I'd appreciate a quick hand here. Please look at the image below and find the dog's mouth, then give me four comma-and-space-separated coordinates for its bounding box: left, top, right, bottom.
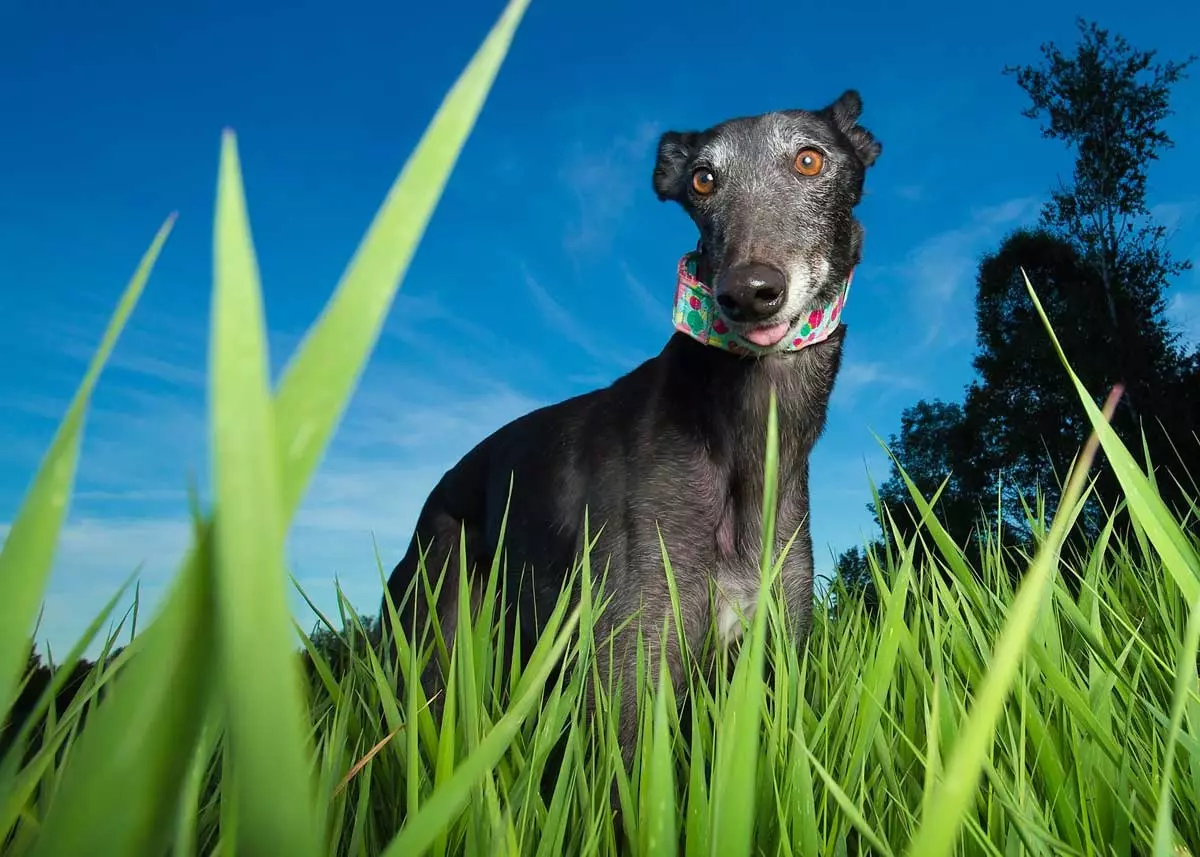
739, 320, 793, 348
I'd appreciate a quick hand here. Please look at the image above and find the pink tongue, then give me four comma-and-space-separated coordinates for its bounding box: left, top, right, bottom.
744, 322, 790, 347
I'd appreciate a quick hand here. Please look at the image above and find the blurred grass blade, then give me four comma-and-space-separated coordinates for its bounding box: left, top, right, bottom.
14, 0, 536, 853
0, 215, 174, 717
209, 130, 323, 856
29, 518, 217, 857
271, 0, 533, 515
25, 1, 533, 850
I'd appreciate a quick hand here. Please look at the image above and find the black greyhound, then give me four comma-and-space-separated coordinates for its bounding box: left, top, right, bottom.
382, 89, 882, 757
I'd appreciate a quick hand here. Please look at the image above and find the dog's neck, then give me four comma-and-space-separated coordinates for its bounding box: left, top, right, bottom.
675, 252, 851, 356
658, 322, 845, 551
659, 250, 848, 482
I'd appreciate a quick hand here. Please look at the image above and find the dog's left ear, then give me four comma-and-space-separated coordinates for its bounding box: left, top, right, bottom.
823, 89, 882, 168
652, 130, 700, 202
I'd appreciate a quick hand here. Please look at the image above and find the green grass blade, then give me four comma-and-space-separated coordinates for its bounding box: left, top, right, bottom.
0, 575, 140, 841
1021, 273, 1200, 605
805, 747, 894, 857
380, 606, 581, 857
1152, 585, 1200, 856
640, 648, 678, 857
0, 215, 174, 717
209, 130, 323, 857
708, 392, 778, 856
29, 520, 217, 857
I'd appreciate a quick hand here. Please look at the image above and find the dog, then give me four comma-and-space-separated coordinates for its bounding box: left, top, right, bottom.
381, 89, 881, 761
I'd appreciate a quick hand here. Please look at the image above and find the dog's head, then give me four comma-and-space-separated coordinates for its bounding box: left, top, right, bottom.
653, 90, 882, 351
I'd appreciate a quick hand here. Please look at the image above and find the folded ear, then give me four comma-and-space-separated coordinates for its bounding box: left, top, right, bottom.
652, 130, 701, 201
824, 89, 882, 168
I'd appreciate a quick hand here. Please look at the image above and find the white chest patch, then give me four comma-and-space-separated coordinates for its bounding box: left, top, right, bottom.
714, 579, 760, 646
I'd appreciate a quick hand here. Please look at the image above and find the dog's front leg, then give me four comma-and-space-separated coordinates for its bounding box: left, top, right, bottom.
593, 589, 702, 845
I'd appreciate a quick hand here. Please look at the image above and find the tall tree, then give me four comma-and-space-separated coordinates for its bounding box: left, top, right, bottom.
1003, 19, 1195, 419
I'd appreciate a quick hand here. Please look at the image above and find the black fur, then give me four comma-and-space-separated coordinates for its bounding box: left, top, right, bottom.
381, 90, 882, 763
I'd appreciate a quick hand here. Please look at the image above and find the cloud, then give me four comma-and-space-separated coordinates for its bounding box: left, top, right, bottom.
558, 121, 661, 258
621, 262, 669, 328
902, 196, 1041, 345
1168, 287, 1200, 350
12, 377, 548, 656
831, 359, 925, 409
522, 267, 645, 369
1152, 199, 1199, 234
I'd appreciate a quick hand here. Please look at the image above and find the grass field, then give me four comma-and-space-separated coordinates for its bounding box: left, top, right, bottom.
2, 0, 1200, 854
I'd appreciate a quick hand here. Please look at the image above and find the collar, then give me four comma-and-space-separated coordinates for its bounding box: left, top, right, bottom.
671, 252, 852, 356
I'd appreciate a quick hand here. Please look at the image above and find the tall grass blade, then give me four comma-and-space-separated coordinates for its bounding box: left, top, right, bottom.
0, 215, 174, 716
29, 520, 217, 857
380, 607, 581, 857
209, 130, 323, 857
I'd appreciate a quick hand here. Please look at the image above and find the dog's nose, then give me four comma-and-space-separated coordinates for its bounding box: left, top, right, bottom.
716, 263, 787, 323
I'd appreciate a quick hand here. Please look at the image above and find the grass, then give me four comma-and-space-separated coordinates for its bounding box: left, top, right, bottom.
2, 0, 1200, 853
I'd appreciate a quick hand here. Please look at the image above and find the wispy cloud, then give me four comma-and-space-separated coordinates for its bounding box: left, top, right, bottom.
832, 359, 925, 409
621, 262, 670, 328
1168, 287, 1200, 350
558, 121, 661, 259
1152, 199, 1199, 234
522, 266, 645, 369
902, 196, 1041, 345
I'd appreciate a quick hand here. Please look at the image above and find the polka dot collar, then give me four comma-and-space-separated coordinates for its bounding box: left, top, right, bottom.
671, 252, 851, 356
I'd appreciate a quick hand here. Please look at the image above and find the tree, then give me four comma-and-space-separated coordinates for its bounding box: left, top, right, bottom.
1003, 20, 1196, 422
303, 613, 380, 682
874, 399, 986, 550
830, 543, 885, 619
964, 228, 1117, 536
1003, 20, 1199, 528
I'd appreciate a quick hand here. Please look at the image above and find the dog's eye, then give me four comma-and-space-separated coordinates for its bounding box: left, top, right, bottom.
793, 148, 824, 177
691, 168, 716, 195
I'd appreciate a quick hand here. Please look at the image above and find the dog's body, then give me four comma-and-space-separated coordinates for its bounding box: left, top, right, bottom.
382, 90, 881, 752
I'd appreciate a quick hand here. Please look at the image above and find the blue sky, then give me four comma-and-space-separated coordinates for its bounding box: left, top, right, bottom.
2, 0, 1198, 656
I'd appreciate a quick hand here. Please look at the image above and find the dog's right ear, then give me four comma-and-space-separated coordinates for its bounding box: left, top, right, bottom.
823, 90, 882, 169
652, 130, 699, 202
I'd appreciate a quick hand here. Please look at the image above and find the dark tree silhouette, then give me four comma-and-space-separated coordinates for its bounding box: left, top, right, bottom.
875, 399, 982, 546
303, 613, 380, 684
965, 230, 1115, 533
996, 21, 1198, 526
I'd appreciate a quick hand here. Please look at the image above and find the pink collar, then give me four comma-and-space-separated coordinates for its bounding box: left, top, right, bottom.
671, 252, 851, 355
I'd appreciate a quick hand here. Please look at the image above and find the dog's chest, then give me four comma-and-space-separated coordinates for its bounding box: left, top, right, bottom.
705, 461, 810, 647
654, 421, 812, 647
711, 568, 760, 645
